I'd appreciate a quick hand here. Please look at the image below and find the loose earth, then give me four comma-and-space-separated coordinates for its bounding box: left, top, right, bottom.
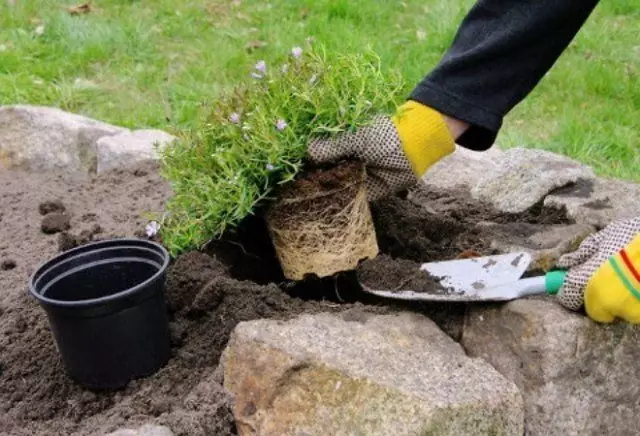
0, 160, 572, 435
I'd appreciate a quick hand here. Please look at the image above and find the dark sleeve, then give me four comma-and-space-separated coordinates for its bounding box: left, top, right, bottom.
409, 0, 600, 150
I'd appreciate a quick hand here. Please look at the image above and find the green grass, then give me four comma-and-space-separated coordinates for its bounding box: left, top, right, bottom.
1, 0, 638, 181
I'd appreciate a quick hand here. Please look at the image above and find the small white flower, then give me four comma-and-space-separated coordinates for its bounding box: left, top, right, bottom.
291, 46, 303, 58
35, 24, 45, 36
255, 60, 266, 73
266, 163, 275, 171
275, 119, 287, 131
309, 74, 317, 84
145, 221, 160, 238
229, 112, 240, 123
251, 72, 263, 79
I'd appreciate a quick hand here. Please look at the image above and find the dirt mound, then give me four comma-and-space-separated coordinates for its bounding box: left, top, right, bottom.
0, 161, 575, 436
0, 248, 358, 436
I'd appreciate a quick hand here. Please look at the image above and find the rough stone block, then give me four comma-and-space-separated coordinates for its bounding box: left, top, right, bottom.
463, 299, 640, 436
545, 177, 640, 228
0, 105, 125, 172
477, 222, 596, 271
422, 145, 503, 191
221, 312, 524, 436
471, 148, 595, 213
106, 424, 174, 436
96, 129, 176, 173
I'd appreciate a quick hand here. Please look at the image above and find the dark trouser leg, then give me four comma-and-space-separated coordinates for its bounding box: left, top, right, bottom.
410, 0, 601, 151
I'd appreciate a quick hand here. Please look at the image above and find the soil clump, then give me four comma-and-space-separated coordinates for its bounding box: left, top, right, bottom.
57, 224, 104, 252
40, 212, 71, 234
1, 259, 17, 271
357, 254, 457, 295
38, 199, 66, 215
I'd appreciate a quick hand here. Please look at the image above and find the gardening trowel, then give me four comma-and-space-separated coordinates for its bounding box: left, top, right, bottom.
359, 251, 567, 302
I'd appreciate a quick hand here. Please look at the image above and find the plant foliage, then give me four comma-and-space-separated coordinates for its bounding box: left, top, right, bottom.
159, 43, 405, 255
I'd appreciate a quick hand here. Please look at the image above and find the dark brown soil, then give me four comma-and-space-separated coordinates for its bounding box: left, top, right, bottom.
57, 224, 104, 252
38, 199, 66, 215
278, 159, 364, 200
357, 254, 457, 295
267, 160, 365, 227
1, 259, 16, 271
0, 160, 381, 436
40, 212, 71, 234
0, 158, 577, 436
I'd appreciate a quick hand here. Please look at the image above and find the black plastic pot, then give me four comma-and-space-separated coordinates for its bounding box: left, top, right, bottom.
28, 238, 171, 390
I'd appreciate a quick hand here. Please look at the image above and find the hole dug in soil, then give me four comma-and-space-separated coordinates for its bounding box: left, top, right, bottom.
0, 181, 573, 436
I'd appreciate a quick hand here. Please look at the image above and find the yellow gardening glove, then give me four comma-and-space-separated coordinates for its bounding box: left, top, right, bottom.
307, 101, 455, 201
556, 217, 640, 323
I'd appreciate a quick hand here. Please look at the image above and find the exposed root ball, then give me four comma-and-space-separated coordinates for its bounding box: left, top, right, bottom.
266, 161, 379, 280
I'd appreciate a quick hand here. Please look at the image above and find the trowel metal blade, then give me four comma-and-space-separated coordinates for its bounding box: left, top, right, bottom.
420, 251, 531, 293
360, 252, 532, 302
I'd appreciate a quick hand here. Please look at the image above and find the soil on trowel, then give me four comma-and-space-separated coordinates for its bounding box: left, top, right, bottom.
357, 254, 456, 295
0, 158, 576, 436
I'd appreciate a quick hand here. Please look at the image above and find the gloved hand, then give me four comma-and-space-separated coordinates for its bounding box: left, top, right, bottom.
556, 217, 640, 323
307, 101, 455, 201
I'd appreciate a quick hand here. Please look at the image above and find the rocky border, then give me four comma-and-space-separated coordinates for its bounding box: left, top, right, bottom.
2, 106, 640, 436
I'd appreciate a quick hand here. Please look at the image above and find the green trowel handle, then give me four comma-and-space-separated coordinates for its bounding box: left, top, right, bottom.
544, 270, 568, 295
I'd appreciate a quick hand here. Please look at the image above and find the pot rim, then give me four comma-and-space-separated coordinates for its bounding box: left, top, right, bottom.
28, 238, 170, 308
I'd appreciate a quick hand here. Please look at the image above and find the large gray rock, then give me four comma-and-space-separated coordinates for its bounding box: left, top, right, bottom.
545, 177, 640, 228
96, 129, 176, 173
422, 145, 503, 191
0, 105, 125, 172
221, 311, 524, 436
471, 148, 595, 213
0, 105, 175, 175
463, 299, 640, 436
105, 424, 174, 436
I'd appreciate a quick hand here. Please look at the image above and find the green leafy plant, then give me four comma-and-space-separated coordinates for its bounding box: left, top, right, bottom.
158, 42, 405, 256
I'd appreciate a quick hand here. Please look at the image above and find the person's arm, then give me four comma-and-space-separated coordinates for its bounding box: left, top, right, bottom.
308, 0, 601, 200
412, 0, 601, 151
